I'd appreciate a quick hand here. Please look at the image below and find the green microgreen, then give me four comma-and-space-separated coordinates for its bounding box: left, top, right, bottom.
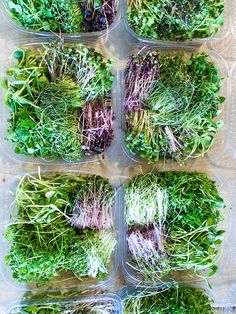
125, 172, 225, 284
128, 0, 224, 41
7, 0, 117, 33
123, 287, 215, 313
2, 41, 114, 161
125, 48, 224, 163
5, 173, 116, 285
12, 300, 116, 313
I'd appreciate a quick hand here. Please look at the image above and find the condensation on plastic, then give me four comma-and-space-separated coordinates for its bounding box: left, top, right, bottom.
0, 37, 120, 166
0, 169, 121, 292
0, 0, 121, 39
7, 293, 123, 314
120, 43, 229, 168
118, 285, 232, 314
120, 165, 232, 289
123, 0, 232, 46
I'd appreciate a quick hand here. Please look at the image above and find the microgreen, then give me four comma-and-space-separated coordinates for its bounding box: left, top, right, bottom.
7, 0, 117, 33
2, 41, 114, 161
5, 173, 116, 285
125, 48, 224, 163
124, 287, 215, 314
13, 300, 116, 314
128, 0, 224, 41
125, 172, 225, 284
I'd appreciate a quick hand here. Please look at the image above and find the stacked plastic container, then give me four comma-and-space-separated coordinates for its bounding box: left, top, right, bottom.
0, 0, 236, 313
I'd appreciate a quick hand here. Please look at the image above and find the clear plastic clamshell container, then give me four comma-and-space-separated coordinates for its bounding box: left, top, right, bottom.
120, 164, 232, 289
119, 285, 232, 313
120, 43, 229, 168
123, 0, 232, 46
7, 293, 123, 314
232, 1, 236, 39
0, 0, 121, 39
0, 169, 121, 292
0, 1, 235, 311
0, 37, 119, 166
221, 59, 236, 168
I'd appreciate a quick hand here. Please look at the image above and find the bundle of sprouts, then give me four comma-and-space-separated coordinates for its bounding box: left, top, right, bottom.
6, 0, 118, 34
125, 172, 225, 284
124, 48, 224, 163
123, 286, 215, 314
12, 300, 116, 314
2, 40, 114, 162
5, 173, 116, 285
127, 0, 224, 41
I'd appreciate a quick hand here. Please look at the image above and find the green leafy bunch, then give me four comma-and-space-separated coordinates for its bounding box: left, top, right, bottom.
5, 173, 116, 285
13, 300, 116, 314
2, 41, 113, 161
7, 0, 85, 33
125, 51, 224, 163
128, 0, 224, 41
124, 287, 214, 314
7, 0, 117, 34
13, 304, 62, 314
125, 172, 225, 283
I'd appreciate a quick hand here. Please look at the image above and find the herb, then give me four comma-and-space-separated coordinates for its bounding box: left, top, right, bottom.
5, 173, 116, 285
125, 172, 225, 284
2, 41, 114, 162
128, 0, 224, 41
12, 304, 62, 314
12, 301, 116, 314
124, 287, 214, 314
7, 0, 117, 33
125, 48, 224, 163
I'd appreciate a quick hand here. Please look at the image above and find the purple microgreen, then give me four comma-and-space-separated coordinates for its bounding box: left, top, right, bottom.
70, 176, 115, 230
83, 0, 118, 32
127, 225, 170, 281
80, 98, 115, 155
124, 47, 160, 111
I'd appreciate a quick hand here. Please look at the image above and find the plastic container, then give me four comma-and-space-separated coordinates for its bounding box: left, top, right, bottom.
0, 169, 121, 292
0, 37, 119, 166
232, 0, 236, 39
216, 61, 236, 169
1, 0, 121, 39
120, 43, 229, 168
119, 285, 230, 313
123, 0, 231, 46
7, 293, 123, 314
120, 165, 232, 288
0, 1, 235, 311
